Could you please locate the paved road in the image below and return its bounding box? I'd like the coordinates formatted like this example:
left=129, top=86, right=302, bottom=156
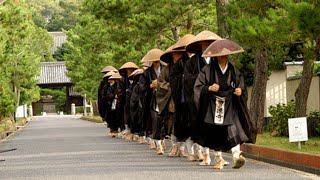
left=0, top=116, right=318, bottom=180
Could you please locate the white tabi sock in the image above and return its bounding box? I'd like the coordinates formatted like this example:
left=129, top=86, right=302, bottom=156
left=215, top=151, right=223, bottom=161
left=171, top=134, right=177, bottom=146
left=203, top=147, right=210, bottom=155
left=178, top=142, right=185, bottom=151
left=186, top=137, right=194, bottom=155
left=231, top=144, right=241, bottom=158
left=156, top=140, right=162, bottom=147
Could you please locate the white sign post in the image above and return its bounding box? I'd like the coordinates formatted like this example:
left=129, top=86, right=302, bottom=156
left=288, top=117, right=308, bottom=150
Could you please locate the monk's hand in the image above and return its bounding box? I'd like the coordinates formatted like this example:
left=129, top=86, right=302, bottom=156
left=208, top=84, right=219, bottom=92
left=150, top=80, right=158, bottom=89
left=234, top=88, right=242, bottom=96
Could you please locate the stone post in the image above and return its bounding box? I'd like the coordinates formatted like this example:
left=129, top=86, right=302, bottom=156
left=71, top=103, right=76, bottom=115
left=83, top=94, right=87, bottom=116
left=29, top=105, right=33, bottom=117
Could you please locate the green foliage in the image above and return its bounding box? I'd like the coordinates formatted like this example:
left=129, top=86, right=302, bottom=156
left=65, top=0, right=219, bottom=100
left=0, top=0, right=53, bottom=118
left=268, top=100, right=296, bottom=136
left=0, top=93, right=15, bottom=119
left=27, top=0, right=81, bottom=31
left=40, top=88, right=66, bottom=111
left=53, top=43, right=70, bottom=61
left=308, top=111, right=320, bottom=135
left=314, top=63, right=320, bottom=73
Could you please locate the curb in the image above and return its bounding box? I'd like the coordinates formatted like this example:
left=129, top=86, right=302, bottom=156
left=241, top=144, right=320, bottom=175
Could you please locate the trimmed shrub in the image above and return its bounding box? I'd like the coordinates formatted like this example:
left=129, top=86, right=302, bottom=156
left=267, top=100, right=295, bottom=136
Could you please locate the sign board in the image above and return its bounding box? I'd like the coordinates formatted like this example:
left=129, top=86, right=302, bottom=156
left=288, top=117, right=308, bottom=142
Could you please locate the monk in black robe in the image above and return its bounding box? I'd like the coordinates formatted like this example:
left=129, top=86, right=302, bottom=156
left=105, top=77, right=120, bottom=137
left=129, top=69, right=144, bottom=142
left=98, top=79, right=107, bottom=121
left=184, top=30, right=224, bottom=166
left=139, top=49, right=165, bottom=151
left=194, top=39, right=254, bottom=169
left=117, top=62, right=139, bottom=140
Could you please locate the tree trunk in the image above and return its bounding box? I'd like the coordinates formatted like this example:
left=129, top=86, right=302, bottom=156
left=92, top=100, right=99, bottom=116
left=171, top=26, right=180, bottom=41
left=216, top=0, right=229, bottom=38
left=186, top=8, right=193, bottom=34
left=294, top=36, right=319, bottom=117
left=249, top=47, right=268, bottom=134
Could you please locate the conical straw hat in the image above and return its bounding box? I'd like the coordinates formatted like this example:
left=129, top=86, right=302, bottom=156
left=101, top=66, right=117, bottom=74
left=172, top=34, right=195, bottom=50
left=186, top=30, right=221, bottom=54
left=202, top=39, right=244, bottom=57
left=103, top=71, right=116, bottom=78
left=142, top=61, right=152, bottom=68
left=119, top=62, right=139, bottom=76
left=141, top=49, right=164, bottom=62
left=129, top=68, right=144, bottom=78
left=160, top=45, right=187, bottom=63
left=109, top=72, right=122, bottom=80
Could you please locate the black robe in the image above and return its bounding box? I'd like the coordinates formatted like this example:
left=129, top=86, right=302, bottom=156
left=155, top=65, right=174, bottom=140
left=105, top=82, right=120, bottom=132
left=169, top=58, right=189, bottom=141
left=183, top=54, right=207, bottom=139
left=117, top=76, right=130, bottom=131
left=193, top=60, right=255, bottom=151
left=98, top=80, right=108, bottom=120
left=139, top=65, right=161, bottom=137
left=130, top=75, right=143, bottom=135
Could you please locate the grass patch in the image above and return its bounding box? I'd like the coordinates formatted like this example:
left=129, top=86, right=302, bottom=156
left=256, top=133, right=320, bottom=155
left=81, top=116, right=104, bottom=123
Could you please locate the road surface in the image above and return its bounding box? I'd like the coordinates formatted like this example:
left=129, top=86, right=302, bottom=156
left=0, top=116, right=318, bottom=180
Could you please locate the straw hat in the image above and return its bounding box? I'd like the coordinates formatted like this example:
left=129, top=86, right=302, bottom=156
left=185, top=30, right=221, bottom=54
left=142, top=61, right=152, bottom=68
left=129, top=68, right=144, bottom=79
left=103, top=71, right=116, bottom=79
left=160, top=45, right=187, bottom=63
left=101, top=66, right=117, bottom=74
left=109, top=72, right=122, bottom=80
left=119, top=62, right=139, bottom=76
left=141, top=49, right=164, bottom=63
left=202, top=39, right=244, bottom=57
left=172, top=34, right=196, bottom=50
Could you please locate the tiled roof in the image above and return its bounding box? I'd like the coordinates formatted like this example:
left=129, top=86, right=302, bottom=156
left=49, top=32, right=67, bottom=54
left=38, top=61, right=71, bottom=85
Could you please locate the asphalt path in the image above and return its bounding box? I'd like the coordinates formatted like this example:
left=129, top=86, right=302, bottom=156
left=0, top=116, right=318, bottom=180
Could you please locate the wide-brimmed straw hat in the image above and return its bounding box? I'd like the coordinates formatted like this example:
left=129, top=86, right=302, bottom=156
left=129, top=68, right=144, bottom=79
left=141, top=49, right=164, bottom=63
left=103, top=71, right=116, bottom=79
left=202, top=39, right=244, bottom=57
left=172, top=34, right=195, bottom=50
left=185, top=30, right=221, bottom=54
left=101, top=66, right=117, bottom=74
left=160, top=45, right=188, bottom=63
left=142, top=61, right=152, bottom=68
left=109, top=72, right=122, bottom=80
left=119, top=62, right=139, bottom=76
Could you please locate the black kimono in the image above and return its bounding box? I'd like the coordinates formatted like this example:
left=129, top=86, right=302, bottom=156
left=183, top=54, right=207, bottom=140
left=139, top=65, right=161, bottom=138
left=193, top=60, right=254, bottom=151
left=105, top=82, right=120, bottom=133
left=155, top=65, right=174, bottom=140
left=117, top=76, right=130, bottom=131
left=98, top=80, right=107, bottom=120
left=169, top=58, right=189, bottom=141
left=130, top=75, right=143, bottom=135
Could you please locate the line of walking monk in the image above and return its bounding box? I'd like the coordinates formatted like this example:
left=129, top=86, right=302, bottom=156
left=98, top=30, right=255, bottom=170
